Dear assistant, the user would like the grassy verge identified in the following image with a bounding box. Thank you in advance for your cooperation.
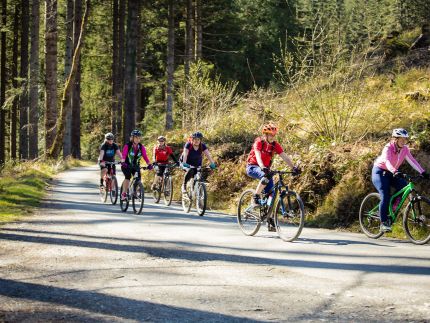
[0,159,92,223]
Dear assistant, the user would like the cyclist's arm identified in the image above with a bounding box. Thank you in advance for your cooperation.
[169,152,179,163]
[405,149,425,174]
[122,145,129,162]
[182,148,189,164]
[115,149,124,162]
[141,146,151,165]
[203,149,215,164]
[383,145,397,173]
[254,149,265,169]
[98,150,105,163]
[279,152,294,169]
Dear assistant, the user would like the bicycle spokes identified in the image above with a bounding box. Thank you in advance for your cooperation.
[403,198,430,244]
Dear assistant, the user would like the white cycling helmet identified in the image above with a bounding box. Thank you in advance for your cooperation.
[391,128,409,138]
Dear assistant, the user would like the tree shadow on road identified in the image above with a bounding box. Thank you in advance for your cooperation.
[0,278,253,322]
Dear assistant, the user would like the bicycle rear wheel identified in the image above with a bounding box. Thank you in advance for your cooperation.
[237,189,261,236]
[403,196,430,245]
[119,185,129,212]
[195,183,207,216]
[182,182,192,213]
[110,176,118,205]
[163,176,173,206]
[359,193,384,239]
[132,182,145,214]
[99,179,108,203]
[274,191,305,242]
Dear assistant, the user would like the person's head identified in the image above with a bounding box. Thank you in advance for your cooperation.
[157,136,166,147]
[191,131,203,145]
[104,132,114,144]
[130,129,142,144]
[391,128,409,147]
[262,123,278,143]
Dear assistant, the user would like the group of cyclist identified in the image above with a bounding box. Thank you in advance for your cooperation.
[97,122,429,234]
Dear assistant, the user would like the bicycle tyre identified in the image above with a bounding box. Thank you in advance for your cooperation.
[132,181,145,214]
[403,196,430,245]
[119,185,129,212]
[196,182,207,216]
[182,182,192,213]
[359,193,384,239]
[152,183,161,204]
[110,176,118,205]
[274,191,305,242]
[163,176,173,206]
[237,189,261,236]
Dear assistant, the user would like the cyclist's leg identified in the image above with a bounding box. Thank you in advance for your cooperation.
[371,166,391,224]
[100,164,107,185]
[246,165,271,206]
[182,168,196,192]
[121,165,132,197]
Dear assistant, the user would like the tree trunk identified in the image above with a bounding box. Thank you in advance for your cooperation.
[11,4,19,160]
[165,0,174,130]
[44,0,58,152]
[19,0,29,160]
[122,0,138,143]
[184,0,194,78]
[48,0,90,159]
[111,0,118,135]
[28,0,39,159]
[134,0,142,126]
[195,0,202,60]
[0,0,6,164]
[116,0,125,142]
[62,0,73,158]
[71,0,82,158]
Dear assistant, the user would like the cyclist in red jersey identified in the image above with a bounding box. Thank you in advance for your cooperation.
[246,123,299,230]
[151,136,179,190]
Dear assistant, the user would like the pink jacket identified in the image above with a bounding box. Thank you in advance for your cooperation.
[374,142,424,174]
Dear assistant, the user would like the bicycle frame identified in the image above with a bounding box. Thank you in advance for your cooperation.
[261,172,290,219]
[388,182,414,221]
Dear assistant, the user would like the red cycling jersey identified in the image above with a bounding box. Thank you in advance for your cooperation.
[154,145,173,164]
[247,137,284,168]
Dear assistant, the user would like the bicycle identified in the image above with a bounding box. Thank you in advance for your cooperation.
[237,170,305,242]
[99,161,120,205]
[359,173,430,245]
[119,165,149,214]
[181,165,212,216]
[151,162,178,206]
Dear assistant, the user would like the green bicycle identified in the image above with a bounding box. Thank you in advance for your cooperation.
[359,173,430,244]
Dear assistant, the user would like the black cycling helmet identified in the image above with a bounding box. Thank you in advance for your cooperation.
[105,132,114,140]
[130,129,142,137]
[191,131,203,139]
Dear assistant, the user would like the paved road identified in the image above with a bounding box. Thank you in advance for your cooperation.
[0,166,429,322]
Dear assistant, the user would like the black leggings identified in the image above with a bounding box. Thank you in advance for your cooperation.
[183,168,197,187]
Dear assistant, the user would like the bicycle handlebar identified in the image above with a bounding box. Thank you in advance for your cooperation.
[153,162,178,168]
[101,161,122,165]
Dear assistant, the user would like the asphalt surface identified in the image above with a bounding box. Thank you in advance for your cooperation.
[0,166,429,322]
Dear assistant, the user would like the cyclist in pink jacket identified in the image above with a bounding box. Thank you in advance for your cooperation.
[372,128,429,232]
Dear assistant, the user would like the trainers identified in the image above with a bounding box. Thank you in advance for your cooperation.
[252,194,261,208]
[267,218,276,232]
[120,192,127,201]
[380,221,392,232]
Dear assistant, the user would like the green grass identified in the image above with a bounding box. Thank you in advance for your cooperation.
[0,159,90,223]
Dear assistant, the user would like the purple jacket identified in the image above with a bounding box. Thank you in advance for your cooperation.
[374,142,424,174]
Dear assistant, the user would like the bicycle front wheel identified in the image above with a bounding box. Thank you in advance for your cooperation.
[119,185,129,212]
[274,191,305,242]
[359,193,384,239]
[163,176,173,206]
[403,196,430,245]
[110,176,118,205]
[237,189,261,236]
[132,182,145,214]
[195,183,207,216]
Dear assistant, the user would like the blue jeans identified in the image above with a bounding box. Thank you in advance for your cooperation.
[246,165,274,194]
[371,166,406,223]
